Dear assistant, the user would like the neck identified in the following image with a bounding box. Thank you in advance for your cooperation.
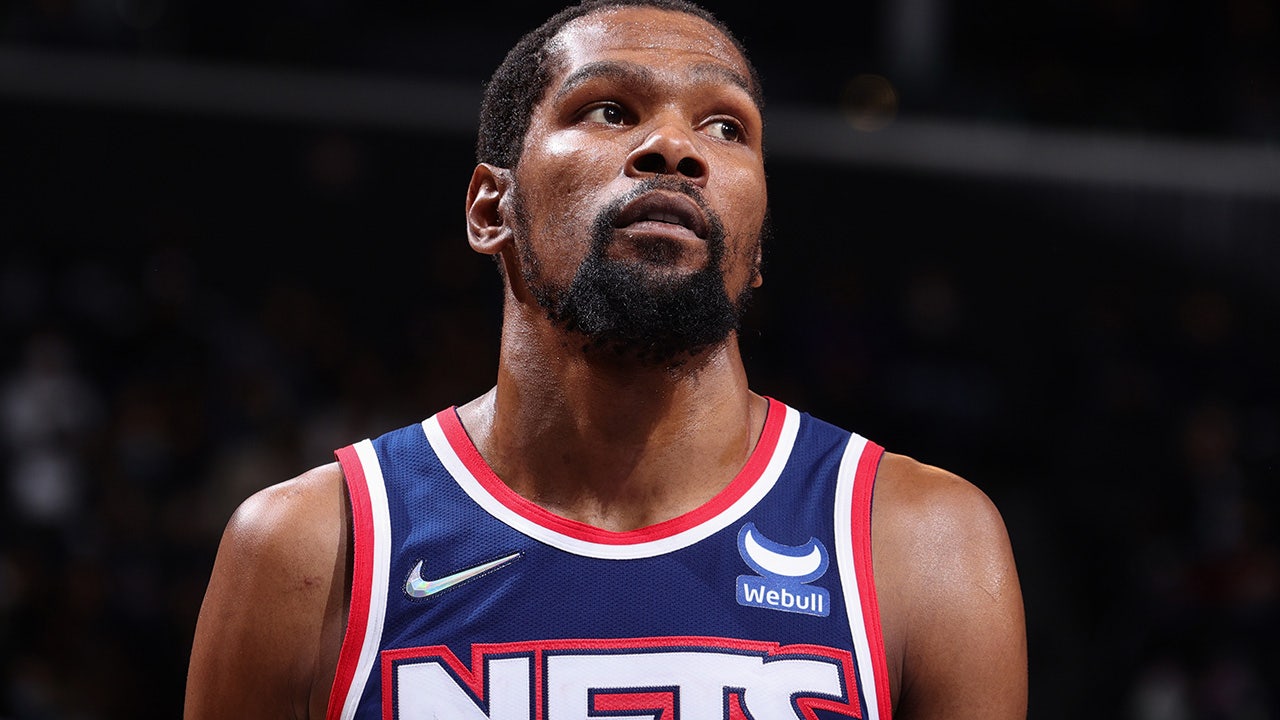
[456,312,767,532]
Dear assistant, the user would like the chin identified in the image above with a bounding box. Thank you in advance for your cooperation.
[606,233,710,271]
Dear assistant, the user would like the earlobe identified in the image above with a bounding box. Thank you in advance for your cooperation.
[466,163,513,255]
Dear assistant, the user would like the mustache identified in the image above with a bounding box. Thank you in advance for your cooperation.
[592,176,726,255]
[618,174,707,207]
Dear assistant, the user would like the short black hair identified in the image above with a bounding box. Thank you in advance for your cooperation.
[476,0,764,169]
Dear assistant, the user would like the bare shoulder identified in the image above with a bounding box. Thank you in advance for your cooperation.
[871,452,1027,720]
[185,462,351,720]
[222,462,349,563]
[872,453,1016,573]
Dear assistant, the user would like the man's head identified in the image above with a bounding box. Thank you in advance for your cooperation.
[476,0,764,170]
[467,1,770,367]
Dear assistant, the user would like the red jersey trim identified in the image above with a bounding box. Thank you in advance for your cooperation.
[434,396,787,545]
[851,440,892,720]
[327,443,375,720]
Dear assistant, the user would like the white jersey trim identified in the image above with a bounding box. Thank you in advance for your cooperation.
[336,439,394,720]
[834,433,883,720]
[423,404,802,560]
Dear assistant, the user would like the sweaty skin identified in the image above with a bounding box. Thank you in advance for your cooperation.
[184,7,1027,719]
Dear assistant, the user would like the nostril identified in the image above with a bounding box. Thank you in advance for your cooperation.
[676,157,704,178]
[634,153,666,174]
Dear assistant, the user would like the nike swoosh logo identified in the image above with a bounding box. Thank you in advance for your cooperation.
[404,551,522,599]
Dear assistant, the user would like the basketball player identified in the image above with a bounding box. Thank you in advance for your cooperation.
[185,1,1028,718]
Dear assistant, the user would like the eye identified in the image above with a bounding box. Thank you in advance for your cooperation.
[581,103,629,126]
[703,118,745,143]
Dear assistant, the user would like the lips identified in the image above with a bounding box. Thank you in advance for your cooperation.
[612,191,708,240]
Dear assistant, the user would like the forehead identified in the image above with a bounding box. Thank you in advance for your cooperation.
[546,7,754,95]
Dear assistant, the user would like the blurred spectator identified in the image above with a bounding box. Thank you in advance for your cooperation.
[2,330,102,530]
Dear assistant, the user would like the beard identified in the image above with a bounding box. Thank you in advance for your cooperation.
[514,177,763,367]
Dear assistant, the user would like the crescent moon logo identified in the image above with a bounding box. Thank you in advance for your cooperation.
[737,523,829,582]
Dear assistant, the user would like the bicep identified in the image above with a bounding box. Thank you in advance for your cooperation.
[876,462,1027,720]
[185,467,347,719]
[905,496,1026,718]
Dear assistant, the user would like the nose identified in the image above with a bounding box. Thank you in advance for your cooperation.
[624,121,708,186]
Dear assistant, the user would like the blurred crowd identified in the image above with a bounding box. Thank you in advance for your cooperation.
[2,140,1277,718]
[0,202,504,716]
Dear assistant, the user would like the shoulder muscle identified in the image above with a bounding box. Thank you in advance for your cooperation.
[871,453,1027,720]
[185,462,350,720]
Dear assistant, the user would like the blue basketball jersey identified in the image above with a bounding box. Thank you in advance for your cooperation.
[327,397,890,720]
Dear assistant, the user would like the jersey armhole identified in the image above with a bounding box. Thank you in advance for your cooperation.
[836,436,893,720]
[852,441,892,720]
[326,443,377,720]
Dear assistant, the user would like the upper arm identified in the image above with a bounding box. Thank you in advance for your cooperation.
[184,462,350,720]
[872,455,1027,720]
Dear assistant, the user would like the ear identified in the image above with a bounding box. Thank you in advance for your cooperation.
[466,163,513,255]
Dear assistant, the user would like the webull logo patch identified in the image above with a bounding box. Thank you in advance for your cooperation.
[736,523,831,617]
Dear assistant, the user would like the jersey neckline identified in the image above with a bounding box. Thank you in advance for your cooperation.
[424,397,798,557]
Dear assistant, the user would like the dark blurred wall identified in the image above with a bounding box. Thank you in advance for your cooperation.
[2,1,1278,717]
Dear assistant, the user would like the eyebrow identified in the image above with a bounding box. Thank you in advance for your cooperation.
[552,60,758,108]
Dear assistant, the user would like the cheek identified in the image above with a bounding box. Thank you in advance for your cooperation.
[710,147,766,198]
[525,132,625,223]
[541,130,628,181]
[714,164,768,235]
[710,163,767,285]
[513,131,629,277]
[543,131,612,162]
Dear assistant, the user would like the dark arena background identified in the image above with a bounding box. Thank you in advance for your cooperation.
[2,1,1279,717]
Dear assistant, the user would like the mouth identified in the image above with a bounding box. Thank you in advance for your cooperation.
[612,191,708,241]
